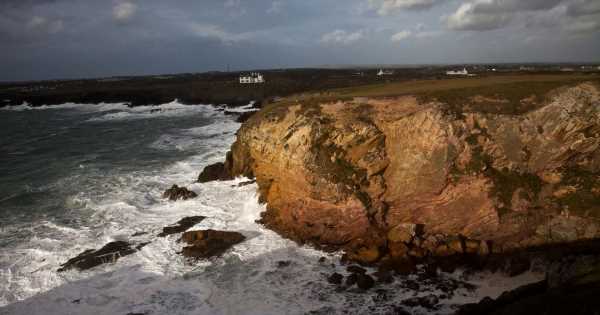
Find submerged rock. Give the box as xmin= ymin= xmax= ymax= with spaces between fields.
xmin=181 ymin=229 xmax=245 ymax=259
xmin=158 ymin=216 xmax=206 ymax=237
xmin=162 ymin=184 xmax=197 ymax=201
xmin=58 ymin=241 xmax=147 ymax=272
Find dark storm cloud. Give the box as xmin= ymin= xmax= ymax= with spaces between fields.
xmin=0 ymin=0 xmax=598 ymax=81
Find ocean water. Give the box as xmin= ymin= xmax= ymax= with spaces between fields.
xmin=0 ymin=101 xmax=542 ymax=315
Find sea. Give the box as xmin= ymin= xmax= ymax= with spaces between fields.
xmin=0 ymin=101 xmax=542 ymax=315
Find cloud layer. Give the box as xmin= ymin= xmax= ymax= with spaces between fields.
xmin=0 ymin=0 xmax=598 ymax=81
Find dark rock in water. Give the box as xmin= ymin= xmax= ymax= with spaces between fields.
xmin=390 ymin=306 xmax=412 ymax=315
xmin=131 ymin=231 xmax=148 ymax=237
xmin=277 ymin=260 xmax=291 ymax=268
xmin=318 ymin=256 xmax=327 ymax=263
xmin=197 ymin=162 xmax=233 ymax=183
xmin=327 ymin=272 xmax=343 ymax=285
xmin=181 ymin=229 xmax=245 ymax=259
xmin=547 ymin=255 xmax=600 ymax=288
xmin=346 ymin=273 xmax=358 ymax=287
xmin=347 ymin=265 xmax=367 ymax=274
xmin=158 ymin=216 xmax=206 ymax=237
xmin=372 ymin=289 xmax=389 ymax=303
xmin=236 ymin=180 xmax=256 ymax=187
xmin=162 ymin=184 xmax=197 ymax=201
xmin=458 ymin=255 xmax=600 ymax=315
xmin=423 ymin=262 xmax=439 ymax=278
xmin=373 ymin=269 xmax=394 ymax=284
xmin=390 ymin=258 xmax=417 ymax=276
xmin=401 ymin=294 xmax=439 ymax=310
xmin=456 ymin=280 xmax=547 ymax=315
xmin=506 ymin=256 xmax=531 ymax=277
xmin=58 ymin=241 xmax=146 ymax=272
xmin=356 ymin=273 xmax=375 ymax=290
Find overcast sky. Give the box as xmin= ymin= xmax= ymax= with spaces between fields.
xmin=1 ymin=0 xmax=599 ymax=81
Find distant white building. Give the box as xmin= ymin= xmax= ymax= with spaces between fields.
xmin=239 ymin=73 xmax=265 ymax=84
xmin=446 ymin=68 xmax=469 ymax=76
xmin=377 ymin=69 xmax=393 ymax=76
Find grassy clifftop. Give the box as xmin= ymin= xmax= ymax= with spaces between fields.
xmin=266 ymin=73 xmax=600 ymax=115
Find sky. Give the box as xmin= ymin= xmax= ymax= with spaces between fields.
xmin=1 ymin=0 xmax=599 ymax=81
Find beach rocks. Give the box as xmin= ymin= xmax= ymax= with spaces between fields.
xmin=181 ymin=229 xmax=245 ymax=259
xmin=158 ymin=216 xmax=205 ymax=237
xmin=58 ymin=241 xmax=147 ymax=272
xmin=162 ymin=184 xmax=197 ymax=201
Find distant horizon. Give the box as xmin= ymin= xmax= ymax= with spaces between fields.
xmin=2 ymin=61 xmax=600 ymax=84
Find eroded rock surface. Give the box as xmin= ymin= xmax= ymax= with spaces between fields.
xmin=203 ymin=82 xmax=600 ymax=263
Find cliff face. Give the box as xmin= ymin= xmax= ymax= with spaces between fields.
xmin=223 ymin=82 xmax=600 ymax=262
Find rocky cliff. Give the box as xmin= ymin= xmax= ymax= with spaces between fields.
xmin=207 ymin=82 xmax=600 ymax=264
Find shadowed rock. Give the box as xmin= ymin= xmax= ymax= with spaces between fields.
xmin=327 ymin=272 xmax=343 ymax=285
xmin=235 ymin=111 xmax=257 ymax=123
xmin=356 ymin=273 xmax=376 ymax=290
xmin=197 ymin=162 xmax=233 ymax=183
xmin=162 ymin=184 xmax=197 ymax=201
xmin=158 ymin=216 xmax=206 ymax=237
xmin=58 ymin=241 xmax=147 ymax=272
xmin=181 ymin=229 xmax=245 ymax=259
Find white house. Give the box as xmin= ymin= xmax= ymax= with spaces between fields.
xmin=446 ymin=68 xmax=469 ymax=76
xmin=239 ymin=73 xmax=265 ymax=84
xmin=377 ymin=69 xmax=394 ymax=76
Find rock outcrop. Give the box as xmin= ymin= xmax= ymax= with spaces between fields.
xmin=162 ymin=185 xmax=198 ymax=201
xmin=197 ymin=160 xmax=235 ymax=183
xmin=204 ymin=82 xmax=600 ymax=263
xmin=158 ymin=216 xmax=206 ymax=237
xmin=181 ymin=229 xmax=245 ymax=259
xmin=58 ymin=241 xmax=147 ymax=272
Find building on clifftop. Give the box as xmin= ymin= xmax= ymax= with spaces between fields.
xmin=239 ymin=73 xmax=265 ymax=84
xmin=446 ymin=68 xmax=469 ymax=76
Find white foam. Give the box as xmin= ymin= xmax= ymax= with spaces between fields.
xmin=86 ymin=100 xmax=218 ymax=122
xmin=0 ymin=102 xmax=128 ymax=112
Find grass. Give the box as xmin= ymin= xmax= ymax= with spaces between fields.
xmin=556 ymin=168 xmax=600 ymax=218
xmin=265 ymin=73 xmax=599 ymax=116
